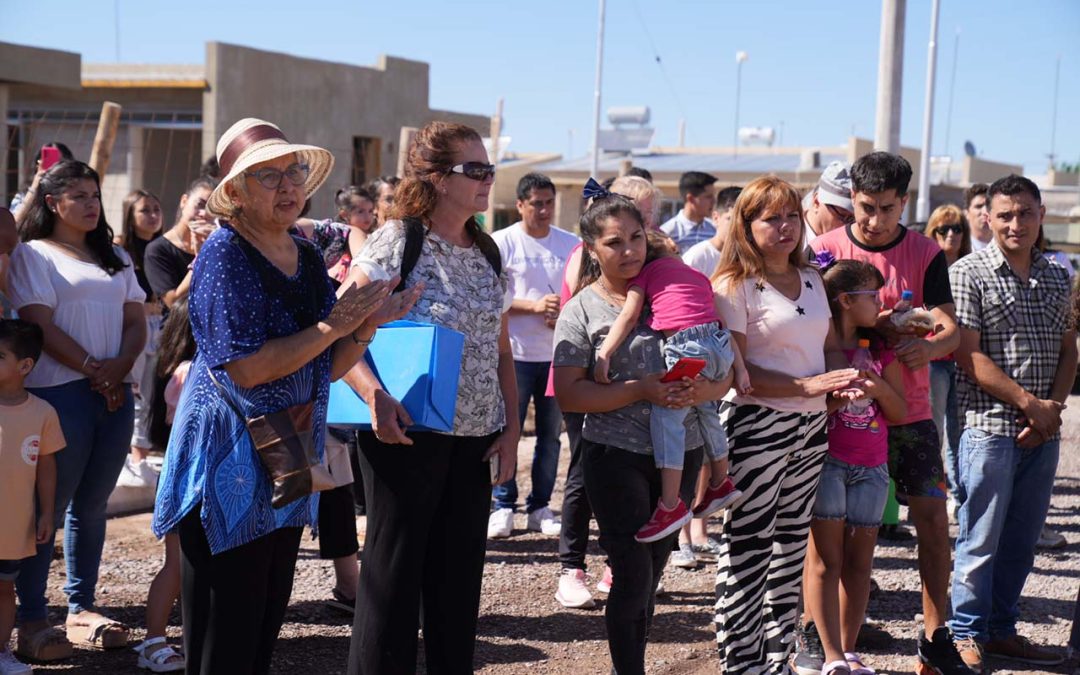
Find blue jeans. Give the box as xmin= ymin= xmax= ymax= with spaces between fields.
xmin=812 ymin=457 xmax=890 ymax=528
xmin=652 ymin=323 xmax=732 ymax=469
xmin=948 ymin=428 xmax=1059 ymax=642
xmin=16 ymin=379 xmax=134 ymax=620
xmin=929 ymin=360 xmax=961 ymax=495
xmin=493 ymin=361 xmax=562 ymax=513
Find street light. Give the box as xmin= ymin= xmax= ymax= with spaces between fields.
xmin=734 ymin=51 xmax=748 ymax=158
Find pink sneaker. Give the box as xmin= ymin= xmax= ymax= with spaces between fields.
xmin=635 ymin=499 xmax=692 ymax=543
xmin=693 ymin=477 xmax=743 ymax=518
xmin=596 ymin=565 xmax=613 ymax=594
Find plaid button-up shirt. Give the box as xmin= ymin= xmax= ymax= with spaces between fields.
xmin=949 ymin=243 xmax=1073 ymax=438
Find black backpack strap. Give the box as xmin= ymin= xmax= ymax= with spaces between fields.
xmin=395 ymin=217 xmax=426 ymax=293
xmin=395 ymin=216 xmax=501 ymax=293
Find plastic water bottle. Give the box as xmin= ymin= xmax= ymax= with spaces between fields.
xmin=840 ymin=339 xmax=874 ymax=423
xmin=893 ymin=289 xmax=914 ymax=313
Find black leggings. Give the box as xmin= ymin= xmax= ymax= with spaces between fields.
xmin=583 ymin=440 xmax=703 ymax=675
xmin=558 ymin=412 xmax=591 ymax=570
xmin=348 ymin=430 xmax=497 ymax=675
xmin=178 ymin=507 xmax=302 ymax=675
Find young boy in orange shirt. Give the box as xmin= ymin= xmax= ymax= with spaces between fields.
xmin=0 ymin=319 xmax=65 ymax=673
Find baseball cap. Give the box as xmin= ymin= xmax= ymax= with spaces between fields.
xmin=816 ymin=161 xmax=853 ymax=212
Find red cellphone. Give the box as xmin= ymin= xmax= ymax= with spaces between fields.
xmin=40 ymin=147 xmax=62 ymax=171
xmin=660 ymin=357 xmax=707 ymax=383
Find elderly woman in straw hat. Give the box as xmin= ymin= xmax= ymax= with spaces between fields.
xmin=151 ymin=118 xmax=420 ymax=675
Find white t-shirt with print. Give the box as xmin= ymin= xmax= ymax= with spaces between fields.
xmin=682 ymin=239 xmax=722 ymax=278
xmin=493 ymin=222 xmax=580 ymax=362
xmin=715 ymin=268 xmax=831 ymax=413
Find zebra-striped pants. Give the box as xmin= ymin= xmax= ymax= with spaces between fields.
xmin=714 ymin=403 xmax=829 ymax=674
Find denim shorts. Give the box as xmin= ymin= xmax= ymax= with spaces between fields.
xmin=0 ymin=559 xmax=21 ymax=582
xmin=812 ymin=456 xmax=890 ymax=528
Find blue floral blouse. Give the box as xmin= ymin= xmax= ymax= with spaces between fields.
xmin=152 ymin=224 xmax=335 ymax=554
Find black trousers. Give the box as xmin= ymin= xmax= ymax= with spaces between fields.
xmin=557 ymin=412 xmax=591 ymax=570
xmin=318 ymin=482 xmax=360 ymax=560
xmin=178 ymin=507 xmax=302 ymax=675
xmin=348 ymin=430 xmax=497 ymax=675
xmin=582 ymin=440 xmax=703 ymax=675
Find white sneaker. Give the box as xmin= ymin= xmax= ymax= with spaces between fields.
xmin=487 ymin=508 xmax=514 ymax=539
xmin=669 ymin=542 xmax=699 ymax=569
xmin=527 ymin=506 xmax=562 ymax=536
xmin=116 ymin=457 xmax=159 ymax=489
xmin=655 ymin=576 xmax=666 ymax=597
xmin=555 ymin=569 xmax=595 ymax=609
xmin=0 ymin=648 xmax=32 ymax=675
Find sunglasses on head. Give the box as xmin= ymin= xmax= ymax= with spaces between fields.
xmin=834 ymin=289 xmax=880 ymax=301
xmin=448 ymin=162 xmax=496 ymax=181
xmin=245 ymin=163 xmax=310 ymax=190
xmin=934 ymin=224 xmax=964 ymax=236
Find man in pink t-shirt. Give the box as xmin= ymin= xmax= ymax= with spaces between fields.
xmin=811 ymin=152 xmax=968 ymax=674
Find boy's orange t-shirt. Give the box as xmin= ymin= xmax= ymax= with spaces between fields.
xmin=0 ymin=394 xmax=65 ymax=560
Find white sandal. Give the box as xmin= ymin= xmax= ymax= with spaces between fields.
xmin=134 ymin=637 xmax=185 ymax=673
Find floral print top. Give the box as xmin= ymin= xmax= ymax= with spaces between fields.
xmin=359 ymin=219 xmax=507 ymax=437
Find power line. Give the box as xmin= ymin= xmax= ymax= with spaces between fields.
xmin=630 ymin=0 xmax=688 ymax=122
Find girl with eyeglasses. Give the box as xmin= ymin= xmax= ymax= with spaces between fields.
xmin=925 ymin=204 xmax=970 ymax=517
xmin=801 ymin=259 xmax=906 ymax=675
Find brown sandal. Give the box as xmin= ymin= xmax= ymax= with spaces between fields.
xmin=65 ymin=610 xmax=129 ymax=650
xmin=15 ymin=624 xmax=74 ymax=661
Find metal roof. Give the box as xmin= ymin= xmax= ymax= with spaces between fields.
xmin=533 ymin=151 xmax=848 ymax=176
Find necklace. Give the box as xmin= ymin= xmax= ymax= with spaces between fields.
xmin=46 ymin=238 xmax=94 ymax=261
xmin=596 ymin=276 xmax=626 ymax=305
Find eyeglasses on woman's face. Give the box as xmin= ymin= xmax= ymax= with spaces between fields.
xmin=447 ymin=162 xmax=496 ymax=181
xmin=934 ymin=224 xmax=964 ymax=237
xmin=245 ymin=163 xmax=310 ymax=190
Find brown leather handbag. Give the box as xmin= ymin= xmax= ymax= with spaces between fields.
xmin=209 ymin=369 xmax=333 ymax=508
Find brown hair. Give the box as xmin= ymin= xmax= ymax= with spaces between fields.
xmin=712 ymin=175 xmax=808 ymax=292
xmin=927 ymin=204 xmax=971 ymax=260
xmin=119 ymin=189 xmax=162 ymax=268
xmin=391 ymin=121 xmax=483 ymax=222
xmin=822 ymin=259 xmax=885 ymax=328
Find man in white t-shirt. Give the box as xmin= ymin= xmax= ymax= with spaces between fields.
xmin=965 ymin=183 xmax=991 ymax=252
xmin=488 ymin=173 xmax=580 ymax=540
xmin=660 ymin=171 xmax=718 ymax=253
xmin=683 ymin=186 xmax=742 ymax=278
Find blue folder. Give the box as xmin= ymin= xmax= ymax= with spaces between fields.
xmin=326 ymin=320 xmax=464 ymax=432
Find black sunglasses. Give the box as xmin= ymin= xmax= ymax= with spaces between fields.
xmin=825 ymin=203 xmax=856 ymax=225
xmin=934 ymin=224 xmax=964 ymax=236
xmin=448 ymin=162 xmax=496 ymax=181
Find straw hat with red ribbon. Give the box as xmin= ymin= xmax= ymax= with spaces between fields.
xmin=206 ymin=118 xmax=334 ymax=217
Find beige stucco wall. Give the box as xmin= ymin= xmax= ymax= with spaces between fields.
xmin=203 ymin=42 xmax=488 ymax=217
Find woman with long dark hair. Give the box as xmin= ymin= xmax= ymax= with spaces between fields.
xmin=345 ymin=121 xmax=519 ymax=674
xmin=114 ymin=189 xmax=166 ymax=488
xmin=7 ymin=160 xmax=147 ymax=661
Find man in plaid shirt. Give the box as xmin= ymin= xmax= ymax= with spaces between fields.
xmin=947 ymin=175 xmax=1077 ymax=672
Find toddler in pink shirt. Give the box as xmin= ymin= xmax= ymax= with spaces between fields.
xmin=596 ymin=244 xmax=750 ymax=543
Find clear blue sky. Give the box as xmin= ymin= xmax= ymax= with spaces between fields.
xmin=3 ymin=0 xmax=1078 ymax=174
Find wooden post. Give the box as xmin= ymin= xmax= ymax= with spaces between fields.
xmin=482 ymin=98 xmax=504 ymax=232
xmin=619 ymin=159 xmax=632 ymax=177
xmin=396 ymin=126 xmax=417 ymax=178
xmin=88 ymin=101 xmax=122 ymax=180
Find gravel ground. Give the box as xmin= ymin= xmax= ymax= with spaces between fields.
xmin=26 ymin=398 xmax=1080 ymax=674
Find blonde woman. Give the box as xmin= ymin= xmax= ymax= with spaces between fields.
xmin=926 ymin=204 xmax=970 ymax=508
xmin=712 ymin=176 xmax=857 ymax=674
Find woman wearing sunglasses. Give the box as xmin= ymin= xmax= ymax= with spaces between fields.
xmin=343 ymin=121 xmax=519 ymax=675
xmin=151 ymin=118 xmax=418 ymax=674
xmin=926 ymin=204 xmax=970 ymax=516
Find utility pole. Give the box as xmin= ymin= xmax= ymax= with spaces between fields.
xmin=874 ymin=0 xmax=906 ymax=152
xmin=916 ymin=0 xmax=941 ymax=222
xmin=589 ymin=0 xmax=606 ymax=179
xmin=1049 ymin=53 xmax=1061 ymax=170
xmin=483 ymin=98 xmax=503 ymax=232
xmin=734 ymin=51 xmax=748 ymax=158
